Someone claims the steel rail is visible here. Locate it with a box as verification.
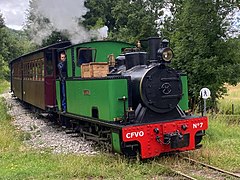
[182,156,240,179]
[157,163,197,180]
[172,170,197,180]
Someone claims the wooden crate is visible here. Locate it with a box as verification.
[81,63,91,78]
[81,62,109,78]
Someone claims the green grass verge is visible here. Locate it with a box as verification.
[218,98,240,115]
[218,84,240,115]
[0,152,170,180]
[0,80,9,94]
[0,98,170,179]
[189,115,240,172]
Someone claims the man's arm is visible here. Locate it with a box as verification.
[58,62,64,79]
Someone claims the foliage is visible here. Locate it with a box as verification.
[0,80,9,95]
[167,0,240,111]
[83,0,118,32]
[0,55,9,79]
[84,0,164,43]
[41,31,68,47]
[0,13,34,80]
[0,11,5,28]
[109,0,161,43]
[0,27,35,79]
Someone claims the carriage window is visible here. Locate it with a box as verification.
[46,52,53,76]
[77,48,96,67]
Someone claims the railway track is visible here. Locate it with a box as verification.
[171,170,197,180]
[181,156,240,179]
[166,155,240,179]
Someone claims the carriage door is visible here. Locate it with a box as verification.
[45,50,56,109]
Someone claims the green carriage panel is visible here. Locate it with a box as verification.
[178,74,189,111]
[65,50,72,78]
[56,80,61,111]
[66,78,129,121]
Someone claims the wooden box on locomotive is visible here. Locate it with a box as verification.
[81,62,109,78]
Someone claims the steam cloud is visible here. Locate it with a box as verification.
[28,0,108,45]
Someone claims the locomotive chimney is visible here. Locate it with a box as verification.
[147,37,161,61]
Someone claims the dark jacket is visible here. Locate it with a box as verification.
[58,61,67,79]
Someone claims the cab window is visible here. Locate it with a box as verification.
[77,48,97,67]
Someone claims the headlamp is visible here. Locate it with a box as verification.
[158,47,174,62]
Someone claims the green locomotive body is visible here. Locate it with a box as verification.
[55,40,190,154]
[56,41,135,152]
[56,40,189,117]
[56,41,134,118]
[65,78,129,121]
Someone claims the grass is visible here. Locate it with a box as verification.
[218,84,240,114]
[186,84,240,172]
[0,151,170,179]
[196,115,240,171]
[0,79,9,94]
[0,79,240,178]
[0,96,171,179]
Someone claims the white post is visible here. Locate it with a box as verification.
[200,88,211,116]
[203,99,207,116]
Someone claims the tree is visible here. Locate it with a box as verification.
[169,0,240,111]
[0,12,33,80]
[83,0,164,43]
[109,0,162,42]
[0,14,11,62]
[0,13,8,79]
[83,0,118,32]
[0,55,9,79]
[0,11,5,28]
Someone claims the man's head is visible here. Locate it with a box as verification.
[60,52,66,62]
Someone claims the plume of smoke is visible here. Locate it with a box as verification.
[28,0,108,45]
[97,26,109,40]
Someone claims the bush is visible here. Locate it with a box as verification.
[0,55,10,80]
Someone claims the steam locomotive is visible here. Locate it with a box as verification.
[10,37,208,159]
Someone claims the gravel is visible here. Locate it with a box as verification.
[1,92,98,155]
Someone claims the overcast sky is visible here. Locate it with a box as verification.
[0,0,29,30]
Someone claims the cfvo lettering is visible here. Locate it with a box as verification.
[126,131,144,139]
